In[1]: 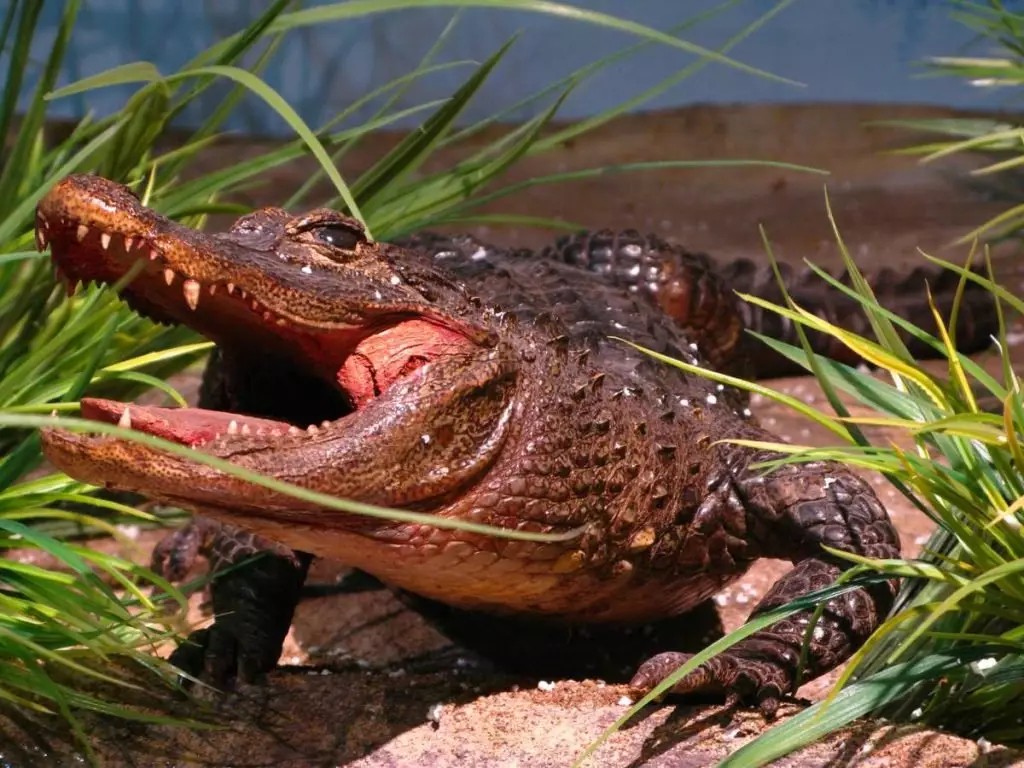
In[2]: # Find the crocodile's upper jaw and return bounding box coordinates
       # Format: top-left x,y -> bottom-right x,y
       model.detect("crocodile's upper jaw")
36,174 -> 511,516
38,175 -> 488,398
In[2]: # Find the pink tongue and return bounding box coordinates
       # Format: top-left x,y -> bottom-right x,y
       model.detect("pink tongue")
81,398 -> 292,447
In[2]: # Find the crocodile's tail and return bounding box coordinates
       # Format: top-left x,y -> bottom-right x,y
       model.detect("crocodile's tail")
720,257 -> 1001,379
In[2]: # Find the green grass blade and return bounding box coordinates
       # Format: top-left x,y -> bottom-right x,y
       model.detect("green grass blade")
719,648 -> 1005,768
208,0 -> 803,88
353,37 -> 517,212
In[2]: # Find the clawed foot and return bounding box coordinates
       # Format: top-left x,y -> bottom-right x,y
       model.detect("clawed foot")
151,522 -> 311,690
629,650 -> 795,718
151,518 -> 214,583
169,624 -> 281,689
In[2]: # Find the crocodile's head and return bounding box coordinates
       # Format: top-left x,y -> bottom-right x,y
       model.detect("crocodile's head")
38,174 -> 518,528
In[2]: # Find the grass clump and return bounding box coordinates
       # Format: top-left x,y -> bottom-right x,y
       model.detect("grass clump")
587,192 -> 1024,766
879,0 -> 1024,247
1,0 -> 816,757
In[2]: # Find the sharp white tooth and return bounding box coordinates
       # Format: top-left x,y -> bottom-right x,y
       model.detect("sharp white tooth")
163,268 -> 175,286
100,232 -> 111,250
117,407 -> 132,429
251,299 -> 260,311
307,425 -> 318,435
149,249 -> 159,261
183,279 -> 201,311
240,289 -> 247,299
288,426 -> 301,435
209,284 -> 217,296
124,237 -> 133,251
35,228 -> 47,251
262,311 -> 272,321
39,215 -> 49,232
241,424 -> 251,436
227,420 -> 239,435
75,224 -> 89,242
226,283 -> 235,295
270,429 -> 281,438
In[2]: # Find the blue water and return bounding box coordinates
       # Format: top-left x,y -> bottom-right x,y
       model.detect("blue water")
12,0 -> 1024,137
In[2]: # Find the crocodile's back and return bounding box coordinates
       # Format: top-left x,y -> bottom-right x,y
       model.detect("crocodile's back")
410,236 -> 752,421
403,230 -> 999,380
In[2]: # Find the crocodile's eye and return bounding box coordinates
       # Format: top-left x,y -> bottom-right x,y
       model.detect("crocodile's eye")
314,224 -> 363,251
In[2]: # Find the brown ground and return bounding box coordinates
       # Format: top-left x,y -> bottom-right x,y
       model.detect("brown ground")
6,102 -> 1024,767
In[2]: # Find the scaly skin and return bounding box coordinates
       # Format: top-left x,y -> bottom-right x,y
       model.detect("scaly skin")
35,174 -> 992,713
402,229 -> 999,379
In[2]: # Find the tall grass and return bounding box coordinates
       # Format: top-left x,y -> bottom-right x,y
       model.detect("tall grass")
0,0 -> 813,759
587,6 -> 1024,762
878,0 -> 1024,247
582,200 -> 1024,767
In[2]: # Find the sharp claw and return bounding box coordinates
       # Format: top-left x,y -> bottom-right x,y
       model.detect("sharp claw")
631,649 -> 795,714
758,694 -> 781,720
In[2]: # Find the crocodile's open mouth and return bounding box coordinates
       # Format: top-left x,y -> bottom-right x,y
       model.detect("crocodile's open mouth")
36,175 -> 480,450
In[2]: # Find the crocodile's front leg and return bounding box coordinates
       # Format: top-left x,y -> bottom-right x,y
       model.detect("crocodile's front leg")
158,517 -> 311,685
154,347 -> 319,685
630,454 -> 900,715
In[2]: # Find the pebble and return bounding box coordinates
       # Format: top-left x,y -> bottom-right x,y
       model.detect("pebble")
973,657 -> 998,672
114,524 -> 141,540
427,703 -> 444,724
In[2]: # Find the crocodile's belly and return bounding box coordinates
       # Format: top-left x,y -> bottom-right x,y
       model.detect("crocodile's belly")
212,510 -> 750,623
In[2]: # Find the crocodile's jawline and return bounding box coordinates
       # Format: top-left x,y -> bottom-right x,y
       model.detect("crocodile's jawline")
36,177 -> 517,533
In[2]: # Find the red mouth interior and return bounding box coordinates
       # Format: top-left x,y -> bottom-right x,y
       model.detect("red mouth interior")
81,399 -> 295,447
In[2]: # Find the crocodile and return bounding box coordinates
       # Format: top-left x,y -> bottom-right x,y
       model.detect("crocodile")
36,174 -> 997,713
